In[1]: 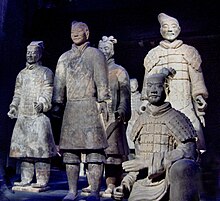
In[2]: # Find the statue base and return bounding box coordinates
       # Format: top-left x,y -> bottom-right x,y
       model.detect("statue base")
12,185 -> 50,192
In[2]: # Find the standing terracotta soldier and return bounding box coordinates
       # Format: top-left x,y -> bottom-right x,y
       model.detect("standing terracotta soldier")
7,41 -> 57,189
52,21 -> 109,201
141,13 -> 208,152
114,70 -> 200,201
126,78 -> 142,153
97,36 -> 131,197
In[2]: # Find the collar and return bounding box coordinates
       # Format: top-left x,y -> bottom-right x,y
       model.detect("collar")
147,102 -> 171,116
107,58 -> 115,66
25,62 -> 41,70
72,42 -> 90,55
159,39 -> 183,49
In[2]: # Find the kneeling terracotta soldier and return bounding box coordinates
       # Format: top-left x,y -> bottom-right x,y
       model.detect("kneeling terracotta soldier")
114,69 -> 200,201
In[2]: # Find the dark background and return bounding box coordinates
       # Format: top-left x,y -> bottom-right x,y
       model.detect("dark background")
0,0 -> 220,198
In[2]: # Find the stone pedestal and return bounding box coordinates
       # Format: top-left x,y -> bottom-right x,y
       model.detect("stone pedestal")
12,185 -> 50,193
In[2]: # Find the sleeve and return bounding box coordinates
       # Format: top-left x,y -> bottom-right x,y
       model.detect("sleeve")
117,68 -> 131,122
52,55 -> 67,104
10,72 -> 22,109
39,68 -> 54,112
93,50 -> 109,102
185,45 -> 208,100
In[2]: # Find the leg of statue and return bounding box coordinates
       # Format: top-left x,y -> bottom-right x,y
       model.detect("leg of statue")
105,164 -> 123,194
169,159 -> 200,201
62,164 -> 79,201
82,164 -> 92,193
14,161 -> 34,186
86,163 -> 103,201
31,161 -> 50,188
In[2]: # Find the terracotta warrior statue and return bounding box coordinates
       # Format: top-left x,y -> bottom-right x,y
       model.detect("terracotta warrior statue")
141,13 -> 208,152
113,69 -> 200,201
126,78 -> 142,152
52,21 -> 109,201
98,36 -> 131,197
7,41 -> 57,189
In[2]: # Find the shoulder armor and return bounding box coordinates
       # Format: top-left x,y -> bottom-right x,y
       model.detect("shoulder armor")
181,44 -> 202,71
143,47 -> 161,72
166,108 -> 197,142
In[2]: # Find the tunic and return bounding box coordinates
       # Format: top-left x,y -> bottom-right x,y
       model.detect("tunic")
141,39 -> 208,150
104,58 -> 131,162
53,42 -> 109,150
9,63 -> 57,158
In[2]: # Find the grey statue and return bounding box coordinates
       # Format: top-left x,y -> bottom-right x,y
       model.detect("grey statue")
52,21 -> 109,201
98,36 -> 131,197
7,41 -> 57,189
113,70 -> 200,201
126,78 -> 142,152
141,13 -> 208,152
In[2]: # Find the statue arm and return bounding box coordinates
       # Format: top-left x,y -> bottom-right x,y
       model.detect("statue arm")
188,64 -> 208,126
8,73 -> 22,118
10,73 -> 22,108
52,57 -> 66,104
93,51 -> 109,102
116,69 -> 131,122
39,68 -> 54,112
163,140 -> 197,170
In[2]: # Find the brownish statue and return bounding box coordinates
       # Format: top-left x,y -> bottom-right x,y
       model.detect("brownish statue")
113,69 -> 200,201
52,21 -> 109,201
98,36 -> 131,197
7,41 -> 57,190
141,13 -> 208,152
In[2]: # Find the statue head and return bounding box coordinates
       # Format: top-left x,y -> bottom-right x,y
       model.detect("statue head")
146,73 -> 167,106
98,36 -> 117,60
158,13 -> 181,41
146,67 -> 176,106
26,41 -> 44,64
71,21 -> 89,46
130,78 -> 139,93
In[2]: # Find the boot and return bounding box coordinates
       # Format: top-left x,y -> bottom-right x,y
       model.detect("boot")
31,161 -> 50,188
62,164 -> 79,201
14,161 -> 34,186
86,163 -> 103,201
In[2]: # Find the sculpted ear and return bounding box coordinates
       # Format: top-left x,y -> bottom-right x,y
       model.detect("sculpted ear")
85,30 -> 89,40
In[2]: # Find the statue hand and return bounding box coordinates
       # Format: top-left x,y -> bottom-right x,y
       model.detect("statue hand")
99,101 -> 109,122
113,185 -> 124,200
195,95 -> 207,112
34,102 -> 43,113
115,110 -> 125,123
7,107 -> 17,119
122,158 -> 148,172
113,181 -> 131,201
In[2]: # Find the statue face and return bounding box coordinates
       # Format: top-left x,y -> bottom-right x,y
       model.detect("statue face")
160,21 -> 181,41
71,26 -> 88,46
146,77 -> 166,106
130,79 -> 138,93
26,46 -> 41,64
98,42 -> 114,60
